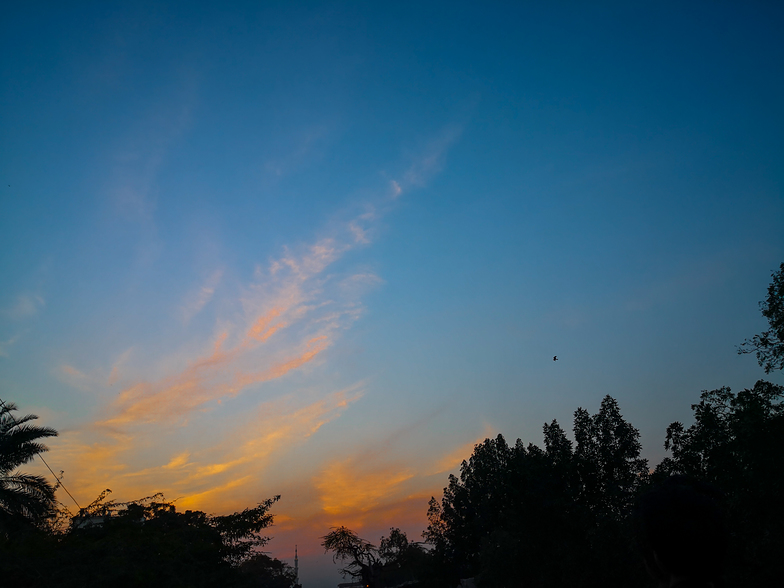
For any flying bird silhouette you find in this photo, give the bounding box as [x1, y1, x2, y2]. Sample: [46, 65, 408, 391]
[553, 356, 558, 361]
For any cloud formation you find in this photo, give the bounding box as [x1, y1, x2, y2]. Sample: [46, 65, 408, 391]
[316, 458, 414, 518]
[104, 224, 378, 427]
[54, 385, 363, 511]
[180, 269, 223, 323]
[3, 293, 45, 320]
[43, 125, 464, 554]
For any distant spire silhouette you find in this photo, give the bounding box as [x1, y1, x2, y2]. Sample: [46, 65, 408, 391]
[294, 544, 299, 586]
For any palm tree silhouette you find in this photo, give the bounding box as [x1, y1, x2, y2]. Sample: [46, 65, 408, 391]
[0, 399, 58, 532]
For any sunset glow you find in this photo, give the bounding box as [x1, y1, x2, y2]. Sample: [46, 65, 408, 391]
[2, 2, 783, 586]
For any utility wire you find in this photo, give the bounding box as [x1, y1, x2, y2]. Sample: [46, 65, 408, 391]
[39, 452, 81, 511]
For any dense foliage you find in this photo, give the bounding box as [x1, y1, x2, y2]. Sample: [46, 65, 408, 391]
[410, 383, 784, 588]
[655, 380, 784, 586]
[424, 396, 650, 588]
[0, 490, 297, 588]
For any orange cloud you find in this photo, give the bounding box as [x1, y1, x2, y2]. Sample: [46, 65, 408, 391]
[315, 459, 414, 519]
[46, 386, 364, 512]
[40, 145, 469, 569]
[163, 452, 191, 470]
[104, 330, 330, 426]
[246, 306, 285, 342]
[176, 476, 254, 511]
[94, 209, 390, 431]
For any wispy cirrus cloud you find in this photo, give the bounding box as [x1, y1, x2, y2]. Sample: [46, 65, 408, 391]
[180, 269, 223, 323]
[49, 212, 383, 508]
[107, 348, 134, 387]
[390, 180, 402, 199]
[57, 364, 100, 392]
[105, 232, 373, 427]
[398, 124, 463, 193]
[57, 347, 135, 393]
[2, 293, 45, 320]
[45, 124, 464, 532]
[104, 84, 198, 270]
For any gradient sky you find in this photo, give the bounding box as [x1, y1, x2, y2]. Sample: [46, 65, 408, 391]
[2, 2, 783, 586]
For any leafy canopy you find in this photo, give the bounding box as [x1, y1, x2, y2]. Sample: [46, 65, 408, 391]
[3, 489, 294, 588]
[425, 396, 649, 586]
[321, 525, 380, 580]
[738, 262, 784, 373]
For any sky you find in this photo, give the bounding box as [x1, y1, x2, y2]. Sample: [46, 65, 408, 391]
[1, 1, 783, 585]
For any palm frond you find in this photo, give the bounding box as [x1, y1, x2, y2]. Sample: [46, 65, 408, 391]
[0, 400, 58, 528]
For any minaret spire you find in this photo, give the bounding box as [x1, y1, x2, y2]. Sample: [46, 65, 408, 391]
[294, 544, 299, 586]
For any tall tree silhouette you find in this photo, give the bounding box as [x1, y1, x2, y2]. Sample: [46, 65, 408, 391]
[425, 397, 649, 587]
[656, 380, 784, 585]
[0, 399, 58, 533]
[738, 262, 784, 373]
[574, 396, 648, 518]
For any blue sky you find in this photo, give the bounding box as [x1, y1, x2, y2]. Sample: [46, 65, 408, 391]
[2, 2, 783, 586]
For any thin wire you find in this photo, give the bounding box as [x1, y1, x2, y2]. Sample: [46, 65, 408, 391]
[39, 452, 81, 511]
[0, 398, 81, 510]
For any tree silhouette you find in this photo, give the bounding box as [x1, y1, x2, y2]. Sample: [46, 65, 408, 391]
[425, 396, 649, 587]
[738, 262, 784, 373]
[574, 396, 648, 518]
[322, 526, 428, 588]
[655, 380, 784, 585]
[2, 490, 293, 587]
[0, 399, 58, 534]
[321, 526, 381, 586]
[377, 528, 429, 587]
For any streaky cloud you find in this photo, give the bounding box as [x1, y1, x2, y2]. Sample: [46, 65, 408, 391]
[180, 269, 223, 323]
[46, 128, 462, 521]
[48, 385, 363, 510]
[105, 227, 371, 426]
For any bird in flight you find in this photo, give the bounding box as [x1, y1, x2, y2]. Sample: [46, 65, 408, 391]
[553, 356, 558, 361]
